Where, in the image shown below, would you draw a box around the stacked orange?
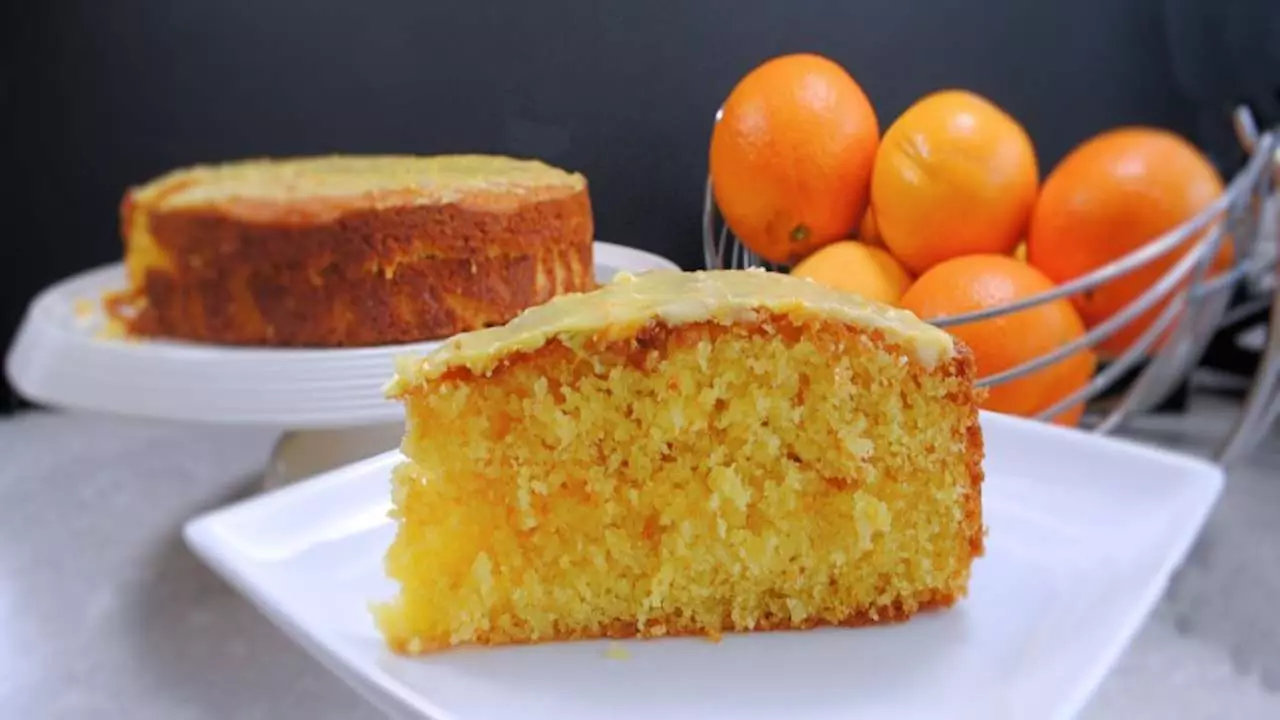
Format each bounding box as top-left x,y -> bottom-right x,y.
710,53 -> 1226,427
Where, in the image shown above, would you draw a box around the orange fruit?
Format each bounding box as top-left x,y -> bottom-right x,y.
900,255 -> 1096,426
858,206 -> 886,248
871,90 -> 1039,275
1027,127 -> 1228,358
790,240 -> 913,305
710,53 -> 880,265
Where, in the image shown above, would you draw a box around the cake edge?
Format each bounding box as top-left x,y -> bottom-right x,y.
386,269 -> 958,396
125,154 -> 588,222
384,593 -> 964,655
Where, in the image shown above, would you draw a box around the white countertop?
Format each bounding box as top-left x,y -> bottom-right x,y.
1,401 -> 1278,719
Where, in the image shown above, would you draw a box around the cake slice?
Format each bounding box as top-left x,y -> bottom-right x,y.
375,269 -> 984,654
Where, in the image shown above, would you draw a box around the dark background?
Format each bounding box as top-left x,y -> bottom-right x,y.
4,0 -> 1277,405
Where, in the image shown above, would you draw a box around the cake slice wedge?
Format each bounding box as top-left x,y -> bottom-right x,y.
375,269 -> 985,654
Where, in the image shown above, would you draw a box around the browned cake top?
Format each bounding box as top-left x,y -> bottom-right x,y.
127,154 -> 587,225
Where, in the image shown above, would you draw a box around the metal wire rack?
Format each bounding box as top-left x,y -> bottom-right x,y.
703,107 -> 1280,464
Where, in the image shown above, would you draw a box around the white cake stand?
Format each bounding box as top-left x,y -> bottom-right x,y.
5,241 -> 681,486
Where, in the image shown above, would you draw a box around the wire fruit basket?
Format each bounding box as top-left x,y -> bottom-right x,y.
703,107 -> 1280,465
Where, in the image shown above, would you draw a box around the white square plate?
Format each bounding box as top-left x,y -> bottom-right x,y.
185,413 -> 1223,720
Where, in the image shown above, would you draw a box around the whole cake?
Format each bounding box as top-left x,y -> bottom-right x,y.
105,155 -> 595,346
375,269 -> 985,654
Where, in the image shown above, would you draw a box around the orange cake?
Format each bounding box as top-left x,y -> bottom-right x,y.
376,269 -> 985,653
105,155 -> 595,346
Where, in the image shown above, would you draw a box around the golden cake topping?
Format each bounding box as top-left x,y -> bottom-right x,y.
129,154 -> 586,222
389,269 -> 955,393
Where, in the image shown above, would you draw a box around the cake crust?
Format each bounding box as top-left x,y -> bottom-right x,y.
106,155 -> 595,346
389,594 -> 959,654
390,268 -> 955,392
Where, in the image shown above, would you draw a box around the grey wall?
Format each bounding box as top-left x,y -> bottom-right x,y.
5,0 -> 1265,400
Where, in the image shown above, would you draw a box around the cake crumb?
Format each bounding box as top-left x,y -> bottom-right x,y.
604,641 -> 630,660
371,289 -> 984,653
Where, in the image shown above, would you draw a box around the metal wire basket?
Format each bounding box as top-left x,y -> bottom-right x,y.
703,107 -> 1280,464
